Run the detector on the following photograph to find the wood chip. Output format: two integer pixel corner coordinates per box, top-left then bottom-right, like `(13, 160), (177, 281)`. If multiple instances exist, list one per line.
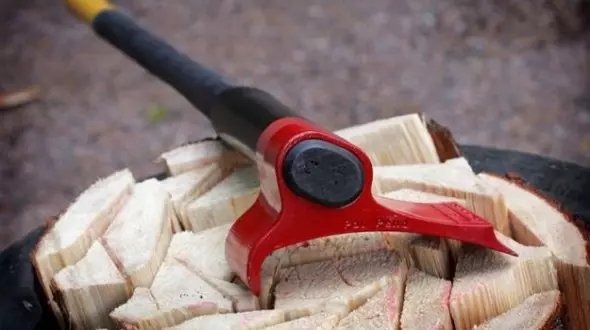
(32, 169), (134, 326)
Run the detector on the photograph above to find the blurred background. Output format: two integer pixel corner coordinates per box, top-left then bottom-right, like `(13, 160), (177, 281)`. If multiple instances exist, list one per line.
(1, 0), (589, 250)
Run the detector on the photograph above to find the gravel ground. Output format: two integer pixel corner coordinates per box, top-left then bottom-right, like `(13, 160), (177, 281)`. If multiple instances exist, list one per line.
(1, 0), (589, 249)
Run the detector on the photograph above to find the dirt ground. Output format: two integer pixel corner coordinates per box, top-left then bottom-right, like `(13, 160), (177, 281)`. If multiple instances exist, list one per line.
(1, 0), (589, 250)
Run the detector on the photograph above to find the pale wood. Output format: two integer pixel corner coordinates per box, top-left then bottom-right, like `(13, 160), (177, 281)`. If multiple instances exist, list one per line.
(272, 250), (406, 317)
(110, 258), (232, 329)
(450, 233), (559, 330)
(100, 179), (175, 288)
(52, 241), (133, 329)
(160, 163), (229, 231)
(373, 157), (511, 236)
(401, 268), (453, 330)
(110, 225), (258, 329)
(383, 189), (464, 279)
(181, 166), (259, 232)
(334, 267), (407, 329)
(158, 139), (250, 176)
(165, 310), (289, 330)
(32, 169), (135, 327)
(262, 311), (343, 330)
(30, 113), (585, 329)
(472, 290), (562, 330)
(478, 173), (590, 330)
(335, 113), (441, 166)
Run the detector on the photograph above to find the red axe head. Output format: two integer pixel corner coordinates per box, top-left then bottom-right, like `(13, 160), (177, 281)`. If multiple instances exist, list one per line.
(225, 116), (516, 296)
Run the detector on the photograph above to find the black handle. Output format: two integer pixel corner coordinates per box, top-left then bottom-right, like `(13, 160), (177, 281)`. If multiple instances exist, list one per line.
(91, 9), (302, 156)
(88, 8), (364, 207)
(92, 10), (232, 116)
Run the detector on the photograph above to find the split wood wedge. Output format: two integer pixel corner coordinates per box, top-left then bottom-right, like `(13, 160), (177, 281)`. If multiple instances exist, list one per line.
(478, 173), (590, 330)
(100, 178), (175, 288)
(111, 224), (258, 329)
(165, 310), (289, 330)
(32, 169), (135, 326)
(181, 166), (260, 232)
(160, 163), (230, 231)
(271, 249), (407, 317)
(334, 113), (441, 166)
(450, 233), (559, 330)
(52, 240), (132, 330)
(400, 268), (453, 330)
(158, 139), (251, 176)
(472, 290), (562, 330)
(334, 266), (407, 329)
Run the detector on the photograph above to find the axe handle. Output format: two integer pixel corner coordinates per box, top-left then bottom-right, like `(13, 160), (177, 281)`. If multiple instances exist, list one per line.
(64, 0), (300, 156)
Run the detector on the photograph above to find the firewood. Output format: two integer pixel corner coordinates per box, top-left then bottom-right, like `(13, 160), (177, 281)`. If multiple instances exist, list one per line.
(110, 225), (258, 329)
(334, 113), (441, 166)
(400, 268), (453, 330)
(472, 290), (562, 330)
(30, 113), (585, 329)
(181, 166), (260, 232)
(334, 267), (407, 329)
(478, 173), (590, 330)
(373, 157), (511, 236)
(450, 233), (559, 330)
(271, 250), (407, 317)
(158, 139), (250, 176)
(32, 169), (135, 326)
(262, 311), (344, 330)
(109, 258), (232, 329)
(100, 179), (175, 288)
(160, 163), (229, 231)
(164, 310), (289, 330)
(52, 241), (133, 329)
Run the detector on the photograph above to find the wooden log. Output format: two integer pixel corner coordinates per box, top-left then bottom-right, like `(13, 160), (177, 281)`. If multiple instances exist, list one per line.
(29, 113), (585, 330)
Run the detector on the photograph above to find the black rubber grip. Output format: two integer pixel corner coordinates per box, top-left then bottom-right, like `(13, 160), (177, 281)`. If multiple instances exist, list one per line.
(92, 9), (233, 115)
(210, 87), (301, 155)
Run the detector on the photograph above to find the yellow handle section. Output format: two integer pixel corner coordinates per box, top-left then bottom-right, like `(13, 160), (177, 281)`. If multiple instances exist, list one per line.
(65, 0), (115, 23)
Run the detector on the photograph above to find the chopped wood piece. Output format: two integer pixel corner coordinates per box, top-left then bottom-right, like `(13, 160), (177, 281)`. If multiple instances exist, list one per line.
(52, 241), (133, 329)
(182, 166), (259, 232)
(335, 113), (441, 166)
(111, 225), (259, 328)
(272, 250), (406, 317)
(334, 267), (407, 329)
(110, 258), (232, 329)
(263, 311), (343, 330)
(165, 310), (288, 330)
(472, 290), (562, 330)
(373, 158), (510, 236)
(159, 139), (250, 176)
(478, 173), (590, 330)
(401, 269), (452, 330)
(101, 179), (175, 288)
(166, 225), (233, 282)
(450, 234), (559, 330)
(160, 164), (229, 231)
(33, 169), (134, 325)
